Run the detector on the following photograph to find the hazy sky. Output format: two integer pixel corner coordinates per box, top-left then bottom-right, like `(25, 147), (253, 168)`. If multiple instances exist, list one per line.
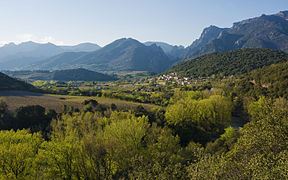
(0, 0), (287, 47)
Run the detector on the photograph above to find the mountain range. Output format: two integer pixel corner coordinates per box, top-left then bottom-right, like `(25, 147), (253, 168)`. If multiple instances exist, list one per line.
(31, 38), (172, 73)
(0, 10), (287, 73)
(0, 42), (101, 70)
(144, 41), (185, 60)
(184, 10), (288, 59)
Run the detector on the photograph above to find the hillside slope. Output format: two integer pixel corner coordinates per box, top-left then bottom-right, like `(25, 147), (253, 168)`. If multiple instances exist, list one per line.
(234, 61), (288, 99)
(51, 68), (116, 81)
(167, 48), (288, 78)
(0, 72), (34, 91)
(4, 68), (116, 81)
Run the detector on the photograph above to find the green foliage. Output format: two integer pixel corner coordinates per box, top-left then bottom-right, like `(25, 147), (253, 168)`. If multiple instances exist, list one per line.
(128, 124), (188, 179)
(165, 93), (233, 144)
(227, 97), (288, 179)
(0, 130), (43, 179)
(168, 48), (288, 78)
(188, 97), (288, 179)
(1, 84), (288, 179)
(205, 126), (240, 155)
(45, 110), (190, 179)
(37, 130), (83, 179)
(234, 61), (288, 99)
(103, 112), (150, 174)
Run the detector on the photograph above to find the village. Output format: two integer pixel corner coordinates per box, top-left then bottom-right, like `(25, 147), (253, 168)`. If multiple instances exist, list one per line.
(147, 72), (209, 86)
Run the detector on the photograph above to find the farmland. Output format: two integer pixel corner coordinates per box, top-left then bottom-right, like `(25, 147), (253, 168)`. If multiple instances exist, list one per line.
(0, 90), (158, 112)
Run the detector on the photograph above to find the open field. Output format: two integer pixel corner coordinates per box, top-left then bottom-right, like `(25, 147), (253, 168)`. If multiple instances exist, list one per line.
(0, 90), (158, 112)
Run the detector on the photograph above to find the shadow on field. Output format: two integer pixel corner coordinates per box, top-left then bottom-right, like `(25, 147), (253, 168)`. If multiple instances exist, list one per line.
(0, 90), (44, 97)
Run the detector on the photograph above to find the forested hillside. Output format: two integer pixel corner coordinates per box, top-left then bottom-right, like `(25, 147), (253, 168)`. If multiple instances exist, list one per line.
(4, 68), (116, 81)
(233, 61), (288, 99)
(0, 72), (34, 90)
(51, 68), (116, 81)
(168, 48), (288, 78)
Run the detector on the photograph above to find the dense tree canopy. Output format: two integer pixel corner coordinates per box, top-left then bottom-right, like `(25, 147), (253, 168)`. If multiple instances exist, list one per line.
(168, 48), (288, 78)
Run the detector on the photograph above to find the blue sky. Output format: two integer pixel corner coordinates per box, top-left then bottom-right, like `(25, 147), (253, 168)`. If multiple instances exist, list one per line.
(0, 0), (287, 47)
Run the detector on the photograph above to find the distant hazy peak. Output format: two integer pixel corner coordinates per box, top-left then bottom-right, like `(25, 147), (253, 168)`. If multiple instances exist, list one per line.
(103, 38), (144, 49)
(2, 42), (17, 47)
(144, 41), (184, 54)
(60, 42), (101, 52)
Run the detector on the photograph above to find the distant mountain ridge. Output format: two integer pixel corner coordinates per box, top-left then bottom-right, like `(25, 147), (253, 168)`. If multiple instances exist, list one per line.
(32, 38), (172, 73)
(0, 41), (100, 70)
(60, 43), (101, 52)
(144, 41), (185, 60)
(184, 10), (288, 59)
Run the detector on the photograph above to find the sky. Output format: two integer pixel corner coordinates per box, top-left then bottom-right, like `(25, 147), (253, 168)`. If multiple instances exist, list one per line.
(0, 0), (287, 47)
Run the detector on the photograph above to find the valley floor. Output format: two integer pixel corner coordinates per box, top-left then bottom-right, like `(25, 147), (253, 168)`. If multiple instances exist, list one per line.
(0, 90), (157, 112)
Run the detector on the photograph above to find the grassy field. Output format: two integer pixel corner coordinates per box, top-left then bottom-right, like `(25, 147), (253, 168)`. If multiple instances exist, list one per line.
(0, 90), (158, 112)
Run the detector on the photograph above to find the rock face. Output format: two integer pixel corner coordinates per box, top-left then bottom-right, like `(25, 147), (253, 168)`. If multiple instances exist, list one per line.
(184, 11), (288, 59)
(144, 41), (185, 60)
(183, 25), (228, 57)
(275, 11), (288, 20)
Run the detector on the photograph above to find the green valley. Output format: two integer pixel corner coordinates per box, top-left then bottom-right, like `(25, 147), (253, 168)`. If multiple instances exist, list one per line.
(0, 8), (288, 180)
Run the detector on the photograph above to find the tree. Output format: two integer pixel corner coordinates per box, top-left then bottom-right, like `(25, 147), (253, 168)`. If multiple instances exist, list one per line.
(103, 111), (150, 176)
(15, 105), (49, 132)
(37, 130), (82, 179)
(165, 94), (232, 144)
(205, 126), (240, 155)
(0, 130), (43, 179)
(226, 97), (288, 179)
(0, 100), (12, 129)
(82, 99), (98, 106)
(111, 103), (117, 111)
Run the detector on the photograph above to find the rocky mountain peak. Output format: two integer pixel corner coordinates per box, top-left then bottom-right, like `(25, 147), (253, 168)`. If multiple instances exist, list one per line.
(276, 10), (288, 20)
